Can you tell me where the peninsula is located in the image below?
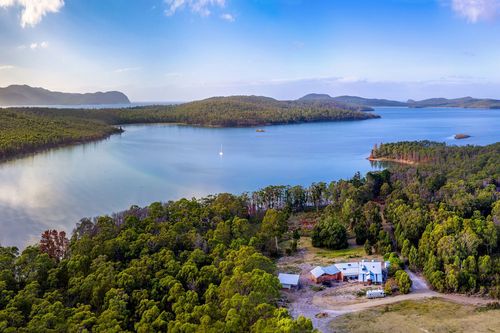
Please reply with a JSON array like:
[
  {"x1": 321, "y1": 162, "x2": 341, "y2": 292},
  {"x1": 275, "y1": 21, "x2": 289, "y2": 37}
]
[{"x1": 0, "y1": 85, "x2": 130, "y2": 106}]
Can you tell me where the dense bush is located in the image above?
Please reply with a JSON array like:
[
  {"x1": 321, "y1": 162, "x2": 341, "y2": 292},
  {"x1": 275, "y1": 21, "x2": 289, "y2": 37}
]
[{"x1": 311, "y1": 216, "x2": 348, "y2": 249}]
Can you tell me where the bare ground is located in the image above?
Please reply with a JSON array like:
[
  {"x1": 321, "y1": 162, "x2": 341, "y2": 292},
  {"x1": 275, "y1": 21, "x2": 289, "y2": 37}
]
[{"x1": 278, "y1": 238, "x2": 495, "y2": 333}]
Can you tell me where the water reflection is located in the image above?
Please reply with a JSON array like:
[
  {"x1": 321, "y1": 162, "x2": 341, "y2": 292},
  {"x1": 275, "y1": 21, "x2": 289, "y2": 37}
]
[{"x1": 0, "y1": 107, "x2": 499, "y2": 248}]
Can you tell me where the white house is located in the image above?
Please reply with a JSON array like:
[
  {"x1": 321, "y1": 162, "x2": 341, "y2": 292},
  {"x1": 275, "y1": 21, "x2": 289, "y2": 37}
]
[
  {"x1": 309, "y1": 260, "x2": 387, "y2": 284},
  {"x1": 278, "y1": 273, "x2": 300, "y2": 290},
  {"x1": 358, "y1": 260, "x2": 383, "y2": 284}
]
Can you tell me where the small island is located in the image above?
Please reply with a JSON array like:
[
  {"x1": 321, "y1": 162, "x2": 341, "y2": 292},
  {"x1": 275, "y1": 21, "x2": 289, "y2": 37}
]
[
  {"x1": 454, "y1": 133, "x2": 471, "y2": 140},
  {"x1": 256, "y1": 129, "x2": 266, "y2": 132}
]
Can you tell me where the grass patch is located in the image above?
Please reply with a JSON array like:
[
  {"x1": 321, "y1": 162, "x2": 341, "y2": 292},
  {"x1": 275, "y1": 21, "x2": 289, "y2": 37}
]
[
  {"x1": 331, "y1": 298, "x2": 500, "y2": 333},
  {"x1": 310, "y1": 285, "x2": 326, "y2": 292},
  {"x1": 315, "y1": 246, "x2": 365, "y2": 260}
]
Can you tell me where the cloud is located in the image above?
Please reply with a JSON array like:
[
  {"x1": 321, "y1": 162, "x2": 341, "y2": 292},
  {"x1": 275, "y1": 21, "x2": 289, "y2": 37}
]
[
  {"x1": 114, "y1": 67, "x2": 141, "y2": 73},
  {"x1": 0, "y1": 0, "x2": 64, "y2": 27},
  {"x1": 164, "y1": 0, "x2": 225, "y2": 17},
  {"x1": 0, "y1": 65, "x2": 15, "y2": 70},
  {"x1": 28, "y1": 41, "x2": 49, "y2": 50},
  {"x1": 220, "y1": 13, "x2": 234, "y2": 22},
  {"x1": 450, "y1": 0, "x2": 500, "y2": 22}
]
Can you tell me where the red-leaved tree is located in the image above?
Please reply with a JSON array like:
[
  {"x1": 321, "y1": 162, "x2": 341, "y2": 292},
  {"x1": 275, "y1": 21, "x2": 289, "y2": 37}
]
[{"x1": 39, "y1": 230, "x2": 69, "y2": 261}]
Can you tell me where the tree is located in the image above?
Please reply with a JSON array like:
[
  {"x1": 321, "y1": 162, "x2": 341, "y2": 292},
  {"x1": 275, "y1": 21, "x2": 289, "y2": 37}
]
[
  {"x1": 312, "y1": 216, "x2": 348, "y2": 250},
  {"x1": 408, "y1": 246, "x2": 419, "y2": 271},
  {"x1": 39, "y1": 230, "x2": 69, "y2": 261},
  {"x1": 395, "y1": 270, "x2": 412, "y2": 294},
  {"x1": 364, "y1": 240, "x2": 372, "y2": 255},
  {"x1": 259, "y1": 209, "x2": 288, "y2": 254},
  {"x1": 401, "y1": 239, "x2": 410, "y2": 259}
]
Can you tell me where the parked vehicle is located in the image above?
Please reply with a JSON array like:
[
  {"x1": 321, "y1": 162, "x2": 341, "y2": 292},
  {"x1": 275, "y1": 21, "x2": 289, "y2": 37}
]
[{"x1": 366, "y1": 289, "x2": 385, "y2": 299}]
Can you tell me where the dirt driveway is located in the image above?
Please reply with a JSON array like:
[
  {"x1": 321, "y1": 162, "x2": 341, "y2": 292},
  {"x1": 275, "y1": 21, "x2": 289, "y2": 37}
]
[{"x1": 283, "y1": 268, "x2": 492, "y2": 332}]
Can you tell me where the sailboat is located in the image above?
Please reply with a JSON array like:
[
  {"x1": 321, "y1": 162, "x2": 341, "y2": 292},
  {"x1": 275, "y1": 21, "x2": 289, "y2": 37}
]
[{"x1": 219, "y1": 144, "x2": 224, "y2": 156}]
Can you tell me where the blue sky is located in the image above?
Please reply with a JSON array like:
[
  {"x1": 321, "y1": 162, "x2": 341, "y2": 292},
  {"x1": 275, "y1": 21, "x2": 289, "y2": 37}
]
[{"x1": 1, "y1": 0, "x2": 500, "y2": 101}]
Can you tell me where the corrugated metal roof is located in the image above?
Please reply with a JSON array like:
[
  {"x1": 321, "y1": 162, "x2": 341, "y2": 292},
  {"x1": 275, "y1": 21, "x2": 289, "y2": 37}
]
[
  {"x1": 310, "y1": 266, "x2": 325, "y2": 278},
  {"x1": 278, "y1": 273, "x2": 300, "y2": 286},
  {"x1": 323, "y1": 264, "x2": 340, "y2": 275}
]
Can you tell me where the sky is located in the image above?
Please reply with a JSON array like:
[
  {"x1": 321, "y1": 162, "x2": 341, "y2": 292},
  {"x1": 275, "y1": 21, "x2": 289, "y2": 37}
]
[{"x1": 0, "y1": 0, "x2": 500, "y2": 101}]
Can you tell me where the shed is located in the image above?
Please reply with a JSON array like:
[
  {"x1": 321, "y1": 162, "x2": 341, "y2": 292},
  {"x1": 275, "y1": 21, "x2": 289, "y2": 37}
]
[{"x1": 278, "y1": 273, "x2": 300, "y2": 290}]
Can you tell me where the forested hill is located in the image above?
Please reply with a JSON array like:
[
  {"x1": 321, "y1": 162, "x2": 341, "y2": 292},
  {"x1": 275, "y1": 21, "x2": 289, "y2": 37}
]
[
  {"x1": 6, "y1": 95, "x2": 380, "y2": 127},
  {"x1": 298, "y1": 93, "x2": 406, "y2": 107},
  {"x1": 298, "y1": 93, "x2": 500, "y2": 109},
  {"x1": 331, "y1": 95, "x2": 407, "y2": 107},
  {"x1": 0, "y1": 96, "x2": 379, "y2": 160},
  {"x1": 407, "y1": 97, "x2": 500, "y2": 109},
  {"x1": 0, "y1": 108, "x2": 122, "y2": 161},
  {"x1": 153, "y1": 95, "x2": 379, "y2": 126},
  {"x1": 0, "y1": 85, "x2": 130, "y2": 106}
]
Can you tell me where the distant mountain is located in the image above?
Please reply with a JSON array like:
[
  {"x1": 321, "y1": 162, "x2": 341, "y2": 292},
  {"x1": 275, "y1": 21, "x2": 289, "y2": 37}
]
[
  {"x1": 331, "y1": 95, "x2": 407, "y2": 107},
  {"x1": 298, "y1": 93, "x2": 404, "y2": 108},
  {"x1": 0, "y1": 85, "x2": 130, "y2": 106},
  {"x1": 407, "y1": 97, "x2": 500, "y2": 109},
  {"x1": 297, "y1": 93, "x2": 336, "y2": 102},
  {"x1": 298, "y1": 93, "x2": 500, "y2": 109},
  {"x1": 296, "y1": 93, "x2": 374, "y2": 111}
]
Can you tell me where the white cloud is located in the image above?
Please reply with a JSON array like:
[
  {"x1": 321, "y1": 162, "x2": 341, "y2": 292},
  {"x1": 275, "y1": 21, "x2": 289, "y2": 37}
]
[
  {"x1": 28, "y1": 41, "x2": 49, "y2": 50},
  {"x1": 220, "y1": 13, "x2": 234, "y2": 22},
  {"x1": 164, "y1": 0, "x2": 225, "y2": 17},
  {"x1": 114, "y1": 67, "x2": 141, "y2": 73},
  {"x1": 0, "y1": 0, "x2": 64, "y2": 27},
  {"x1": 451, "y1": 0, "x2": 500, "y2": 22},
  {"x1": 0, "y1": 65, "x2": 15, "y2": 70}
]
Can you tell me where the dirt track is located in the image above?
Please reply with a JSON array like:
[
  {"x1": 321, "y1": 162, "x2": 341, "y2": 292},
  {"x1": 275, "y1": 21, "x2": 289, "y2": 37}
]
[{"x1": 284, "y1": 270, "x2": 493, "y2": 333}]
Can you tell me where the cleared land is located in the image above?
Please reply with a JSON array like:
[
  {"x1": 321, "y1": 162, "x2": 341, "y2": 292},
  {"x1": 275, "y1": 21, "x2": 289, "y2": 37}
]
[
  {"x1": 330, "y1": 298, "x2": 500, "y2": 333},
  {"x1": 278, "y1": 237, "x2": 496, "y2": 333}
]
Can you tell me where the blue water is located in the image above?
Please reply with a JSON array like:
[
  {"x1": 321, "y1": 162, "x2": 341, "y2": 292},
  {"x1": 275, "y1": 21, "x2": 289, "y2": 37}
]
[{"x1": 0, "y1": 107, "x2": 499, "y2": 248}]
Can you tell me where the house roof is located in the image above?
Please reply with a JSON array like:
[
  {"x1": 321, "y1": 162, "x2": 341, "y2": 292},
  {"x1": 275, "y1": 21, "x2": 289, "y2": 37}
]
[
  {"x1": 310, "y1": 266, "x2": 326, "y2": 278},
  {"x1": 359, "y1": 260, "x2": 382, "y2": 275},
  {"x1": 335, "y1": 262, "x2": 359, "y2": 276},
  {"x1": 278, "y1": 273, "x2": 300, "y2": 286},
  {"x1": 310, "y1": 264, "x2": 340, "y2": 278},
  {"x1": 311, "y1": 260, "x2": 385, "y2": 279}
]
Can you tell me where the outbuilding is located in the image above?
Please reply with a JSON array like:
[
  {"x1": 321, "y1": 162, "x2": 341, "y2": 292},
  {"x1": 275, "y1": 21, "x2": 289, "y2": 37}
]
[{"x1": 278, "y1": 273, "x2": 300, "y2": 290}]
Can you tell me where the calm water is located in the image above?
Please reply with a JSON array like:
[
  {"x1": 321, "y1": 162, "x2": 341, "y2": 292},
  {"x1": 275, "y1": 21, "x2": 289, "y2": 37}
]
[{"x1": 1, "y1": 107, "x2": 499, "y2": 248}]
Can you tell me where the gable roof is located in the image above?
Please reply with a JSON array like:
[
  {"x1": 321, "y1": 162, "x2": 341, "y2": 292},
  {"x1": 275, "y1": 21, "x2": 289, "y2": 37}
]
[
  {"x1": 310, "y1": 264, "x2": 340, "y2": 278},
  {"x1": 310, "y1": 266, "x2": 326, "y2": 278},
  {"x1": 335, "y1": 262, "x2": 359, "y2": 276},
  {"x1": 359, "y1": 260, "x2": 382, "y2": 275},
  {"x1": 278, "y1": 273, "x2": 300, "y2": 286}
]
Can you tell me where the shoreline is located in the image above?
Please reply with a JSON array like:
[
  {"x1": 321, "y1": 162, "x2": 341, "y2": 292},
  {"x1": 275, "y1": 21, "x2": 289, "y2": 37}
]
[
  {"x1": 0, "y1": 127, "x2": 123, "y2": 164},
  {"x1": 367, "y1": 156, "x2": 418, "y2": 165}
]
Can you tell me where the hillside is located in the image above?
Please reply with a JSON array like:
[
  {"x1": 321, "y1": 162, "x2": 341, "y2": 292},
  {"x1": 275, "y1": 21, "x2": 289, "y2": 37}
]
[
  {"x1": 332, "y1": 95, "x2": 407, "y2": 107},
  {"x1": 407, "y1": 97, "x2": 500, "y2": 109},
  {"x1": 11, "y1": 95, "x2": 380, "y2": 127},
  {"x1": 0, "y1": 108, "x2": 122, "y2": 161},
  {"x1": 296, "y1": 93, "x2": 374, "y2": 111},
  {"x1": 298, "y1": 94, "x2": 406, "y2": 107},
  {"x1": 0, "y1": 85, "x2": 130, "y2": 106},
  {"x1": 299, "y1": 94, "x2": 500, "y2": 109}
]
